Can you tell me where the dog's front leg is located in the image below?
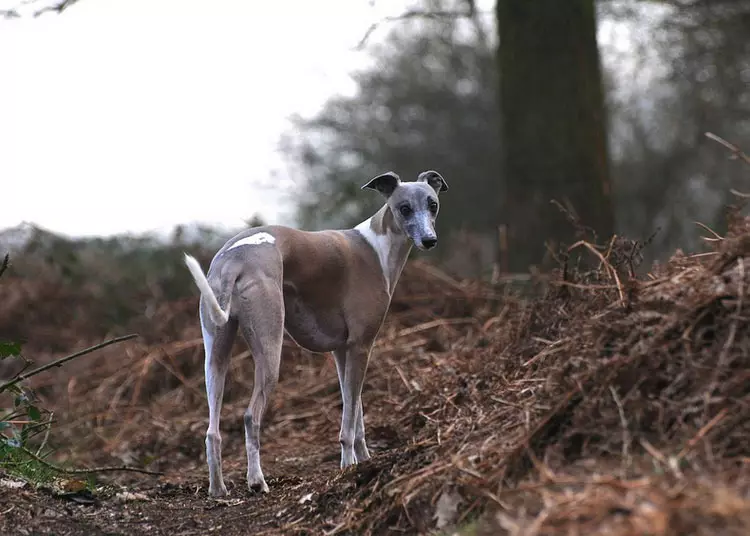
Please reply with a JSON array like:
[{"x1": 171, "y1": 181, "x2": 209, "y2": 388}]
[
  {"x1": 333, "y1": 349, "x2": 371, "y2": 464},
  {"x1": 337, "y1": 345, "x2": 371, "y2": 468}
]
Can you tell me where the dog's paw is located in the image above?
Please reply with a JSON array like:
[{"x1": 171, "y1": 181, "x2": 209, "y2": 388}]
[
  {"x1": 208, "y1": 483, "x2": 229, "y2": 498},
  {"x1": 340, "y1": 449, "x2": 357, "y2": 469},
  {"x1": 354, "y1": 444, "x2": 371, "y2": 463},
  {"x1": 247, "y1": 475, "x2": 269, "y2": 494}
]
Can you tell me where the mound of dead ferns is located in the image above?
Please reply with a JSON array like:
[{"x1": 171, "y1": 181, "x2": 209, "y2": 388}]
[{"x1": 5, "y1": 215, "x2": 750, "y2": 535}]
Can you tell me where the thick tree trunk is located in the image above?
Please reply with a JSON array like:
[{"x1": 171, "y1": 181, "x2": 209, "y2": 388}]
[{"x1": 496, "y1": 0, "x2": 614, "y2": 272}]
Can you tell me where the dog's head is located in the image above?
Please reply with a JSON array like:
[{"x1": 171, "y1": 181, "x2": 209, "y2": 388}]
[{"x1": 362, "y1": 170, "x2": 448, "y2": 251}]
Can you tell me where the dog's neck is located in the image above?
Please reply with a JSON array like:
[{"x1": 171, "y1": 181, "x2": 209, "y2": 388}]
[{"x1": 354, "y1": 204, "x2": 412, "y2": 296}]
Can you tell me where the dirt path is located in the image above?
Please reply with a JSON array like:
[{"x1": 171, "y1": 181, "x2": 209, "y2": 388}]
[{"x1": 1, "y1": 441, "x2": 408, "y2": 535}]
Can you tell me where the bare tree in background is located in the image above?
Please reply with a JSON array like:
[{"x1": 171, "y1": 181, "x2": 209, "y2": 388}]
[
  {"x1": 602, "y1": 0, "x2": 750, "y2": 259},
  {"x1": 1, "y1": 0, "x2": 79, "y2": 18},
  {"x1": 497, "y1": 0, "x2": 614, "y2": 272},
  {"x1": 8, "y1": 0, "x2": 750, "y2": 273},
  {"x1": 282, "y1": 3, "x2": 501, "y2": 265}
]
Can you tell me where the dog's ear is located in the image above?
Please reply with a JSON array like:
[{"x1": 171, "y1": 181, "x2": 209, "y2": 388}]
[
  {"x1": 417, "y1": 170, "x2": 449, "y2": 194},
  {"x1": 362, "y1": 171, "x2": 401, "y2": 197}
]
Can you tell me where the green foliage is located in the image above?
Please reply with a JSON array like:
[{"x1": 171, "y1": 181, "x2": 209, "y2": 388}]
[
  {"x1": 0, "y1": 341, "x2": 21, "y2": 359},
  {"x1": 0, "y1": 443, "x2": 57, "y2": 483},
  {"x1": 0, "y1": 336, "x2": 57, "y2": 483},
  {"x1": 0, "y1": 255, "x2": 139, "y2": 485}
]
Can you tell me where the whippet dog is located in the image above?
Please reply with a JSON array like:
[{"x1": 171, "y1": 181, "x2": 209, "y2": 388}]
[{"x1": 184, "y1": 170, "x2": 448, "y2": 497}]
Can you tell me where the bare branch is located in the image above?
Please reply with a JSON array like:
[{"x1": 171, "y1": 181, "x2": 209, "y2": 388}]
[
  {"x1": 20, "y1": 445, "x2": 163, "y2": 476},
  {"x1": 0, "y1": 334, "x2": 139, "y2": 393},
  {"x1": 705, "y1": 131, "x2": 750, "y2": 167},
  {"x1": 355, "y1": 8, "x2": 477, "y2": 50},
  {"x1": 33, "y1": 0, "x2": 81, "y2": 17},
  {"x1": 1, "y1": 0, "x2": 81, "y2": 19}
]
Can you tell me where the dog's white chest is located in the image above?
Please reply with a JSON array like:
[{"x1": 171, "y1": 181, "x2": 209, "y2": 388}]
[
  {"x1": 354, "y1": 218, "x2": 392, "y2": 290},
  {"x1": 227, "y1": 232, "x2": 276, "y2": 251}
]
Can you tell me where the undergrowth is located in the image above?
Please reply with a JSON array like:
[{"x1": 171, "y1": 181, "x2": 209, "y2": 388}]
[
  {"x1": 0, "y1": 254, "x2": 57, "y2": 483},
  {"x1": 0, "y1": 253, "x2": 141, "y2": 489}
]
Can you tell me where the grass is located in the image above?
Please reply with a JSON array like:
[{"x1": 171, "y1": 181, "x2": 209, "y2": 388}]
[{"x1": 0, "y1": 442, "x2": 58, "y2": 484}]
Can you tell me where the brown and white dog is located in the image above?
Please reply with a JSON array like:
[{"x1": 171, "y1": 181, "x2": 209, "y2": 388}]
[{"x1": 184, "y1": 170, "x2": 448, "y2": 497}]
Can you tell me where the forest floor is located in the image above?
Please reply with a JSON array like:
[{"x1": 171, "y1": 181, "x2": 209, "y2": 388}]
[{"x1": 3, "y1": 222, "x2": 750, "y2": 536}]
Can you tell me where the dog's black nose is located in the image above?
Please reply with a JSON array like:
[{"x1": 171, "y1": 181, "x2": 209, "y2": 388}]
[{"x1": 422, "y1": 237, "x2": 437, "y2": 249}]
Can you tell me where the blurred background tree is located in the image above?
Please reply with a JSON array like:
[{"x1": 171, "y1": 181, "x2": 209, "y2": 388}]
[
  {"x1": 4, "y1": 0, "x2": 750, "y2": 279},
  {"x1": 497, "y1": 0, "x2": 613, "y2": 272},
  {"x1": 603, "y1": 0, "x2": 750, "y2": 257},
  {"x1": 280, "y1": 0, "x2": 500, "y2": 244},
  {"x1": 282, "y1": 0, "x2": 750, "y2": 276}
]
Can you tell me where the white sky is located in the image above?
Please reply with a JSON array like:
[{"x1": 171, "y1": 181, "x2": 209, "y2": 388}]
[
  {"x1": 0, "y1": 0, "x2": 646, "y2": 239},
  {"x1": 0, "y1": 0, "x2": 415, "y2": 237}
]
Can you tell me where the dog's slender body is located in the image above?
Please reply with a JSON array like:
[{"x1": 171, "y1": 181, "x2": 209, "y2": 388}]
[{"x1": 184, "y1": 171, "x2": 448, "y2": 497}]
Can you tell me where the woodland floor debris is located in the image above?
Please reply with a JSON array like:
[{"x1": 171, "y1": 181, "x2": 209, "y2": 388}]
[{"x1": 3, "y1": 216, "x2": 750, "y2": 535}]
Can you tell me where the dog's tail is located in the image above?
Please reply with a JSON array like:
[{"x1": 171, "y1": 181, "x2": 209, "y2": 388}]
[{"x1": 183, "y1": 253, "x2": 230, "y2": 325}]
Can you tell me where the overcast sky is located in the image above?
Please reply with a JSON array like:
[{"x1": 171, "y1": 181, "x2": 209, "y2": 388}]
[
  {"x1": 1, "y1": 0, "x2": 646, "y2": 239},
  {"x1": 0, "y1": 0, "x2": 422, "y2": 237}
]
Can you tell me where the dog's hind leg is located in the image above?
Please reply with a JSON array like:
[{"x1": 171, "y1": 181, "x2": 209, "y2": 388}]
[
  {"x1": 203, "y1": 311, "x2": 238, "y2": 498},
  {"x1": 237, "y1": 277, "x2": 284, "y2": 493}
]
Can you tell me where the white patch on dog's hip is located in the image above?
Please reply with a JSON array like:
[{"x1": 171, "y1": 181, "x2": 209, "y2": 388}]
[{"x1": 227, "y1": 232, "x2": 276, "y2": 250}]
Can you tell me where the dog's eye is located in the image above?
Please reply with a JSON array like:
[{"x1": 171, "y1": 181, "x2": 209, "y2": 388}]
[
  {"x1": 428, "y1": 200, "x2": 438, "y2": 213},
  {"x1": 399, "y1": 205, "x2": 412, "y2": 218}
]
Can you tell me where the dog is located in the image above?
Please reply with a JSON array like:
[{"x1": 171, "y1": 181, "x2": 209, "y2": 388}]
[{"x1": 184, "y1": 170, "x2": 448, "y2": 496}]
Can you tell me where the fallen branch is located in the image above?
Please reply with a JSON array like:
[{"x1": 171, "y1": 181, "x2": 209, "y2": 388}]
[
  {"x1": 19, "y1": 446, "x2": 163, "y2": 476},
  {"x1": 0, "y1": 334, "x2": 139, "y2": 393}
]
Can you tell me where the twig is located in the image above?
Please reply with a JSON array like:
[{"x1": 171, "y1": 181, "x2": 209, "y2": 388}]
[
  {"x1": 0, "y1": 334, "x2": 138, "y2": 393},
  {"x1": 151, "y1": 349, "x2": 205, "y2": 400},
  {"x1": 19, "y1": 446, "x2": 163, "y2": 476},
  {"x1": 550, "y1": 280, "x2": 619, "y2": 290},
  {"x1": 410, "y1": 261, "x2": 467, "y2": 293},
  {"x1": 694, "y1": 221, "x2": 724, "y2": 241},
  {"x1": 705, "y1": 258, "x2": 743, "y2": 412},
  {"x1": 568, "y1": 240, "x2": 625, "y2": 304},
  {"x1": 36, "y1": 411, "x2": 54, "y2": 457},
  {"x1": 603, "y1": 234, "x2": 617, "y2": 263},
  {"x1": 609, "y1": 385, "x2": 631, "y2": 474},
  {"x1": 705, "y1": 132, "x2": 750, "y2": 166},
  {"x1": 639, "y1": 437, "x2": 668, "y2": 465},
  {"x1": 391, "y1": 362, "x2": 412, "y2": 393},
  {"x1": 393, "y1": 318, "x2": 478, "y2": 338},
  {"x1": 676, "y1": 408, "x2": 728, "y2": 461},
  {"x1": 355, "y1": 8, "x2": 476, "y2": 50}
]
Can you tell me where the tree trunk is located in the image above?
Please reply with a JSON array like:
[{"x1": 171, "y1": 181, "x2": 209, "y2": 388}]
[{"x1": 496, "y1": 0, "x2": 614, "y2": 272}]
